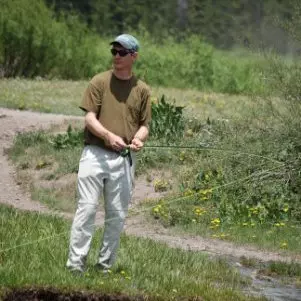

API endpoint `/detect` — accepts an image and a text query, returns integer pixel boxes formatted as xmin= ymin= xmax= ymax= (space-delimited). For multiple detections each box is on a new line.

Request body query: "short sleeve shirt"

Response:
xmin=80 ymin=70 xmax=151 ymax=146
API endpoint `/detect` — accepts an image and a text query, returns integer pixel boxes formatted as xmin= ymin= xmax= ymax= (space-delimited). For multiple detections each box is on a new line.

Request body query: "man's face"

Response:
xmin=111 ymin=45 xmax=137 ymax=70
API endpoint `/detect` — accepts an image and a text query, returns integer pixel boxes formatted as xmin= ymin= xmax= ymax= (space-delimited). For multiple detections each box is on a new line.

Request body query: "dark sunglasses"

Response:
xmin=111 ymin=48 xmax=132 ymax=57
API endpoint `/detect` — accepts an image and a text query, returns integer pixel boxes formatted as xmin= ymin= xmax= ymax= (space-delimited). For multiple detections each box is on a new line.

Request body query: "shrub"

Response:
xmin=0 ymin=0 xmax=102 ymax=78
xmin=149 ymin=95 xmax=185 ymax=142
xmin=49 ymin=125 xmax=84 ymax=149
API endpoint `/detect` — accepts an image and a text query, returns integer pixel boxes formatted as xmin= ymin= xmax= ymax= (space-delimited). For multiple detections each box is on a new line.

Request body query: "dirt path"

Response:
xmin=0 ymin=107 xmax=300 ymax=264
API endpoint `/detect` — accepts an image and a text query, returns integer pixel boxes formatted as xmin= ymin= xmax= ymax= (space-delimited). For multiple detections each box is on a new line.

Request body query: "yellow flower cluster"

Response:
xmin=183 ymin=188 xmax=194 ymax=197
xmin=182 ymin=188 xmax=212 ymax=201
xmin=153 ymin=178 xmax=170 ymax=192
xmin=120 ymin=270 xmax=131 ymax=280
xmin=179 ymin=151 xmax=186 ymax=161
xmin=200 ymin=188 xmax=213 ymax=195
xmin=198 ymin=188 xmax=213 ymax=201
xmin=194 ymin=207 xmax=207 ymax=216
xmin=152 ymin=203 xmax=168 ymax=219
xmin=247 ymin=205 xmax=265 ymax=218
xmin=274 ymin=222 xmax=286 ymax=227
xmin=248 ymin=207 xmax=259 ymax=215
xmin=210 ymin=218 xmax=221 ymax=229
xmin=153 ymin=204 xmax=163 ymax=213
xmin=280 ymin=242 xmax=288 ymax=248
xmin=211 ymin=233 xmax=230 ymax=239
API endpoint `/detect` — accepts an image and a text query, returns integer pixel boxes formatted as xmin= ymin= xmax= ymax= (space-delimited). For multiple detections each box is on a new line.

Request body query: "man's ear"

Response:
xmin=131 ymin=52 xmax=138 ymax=60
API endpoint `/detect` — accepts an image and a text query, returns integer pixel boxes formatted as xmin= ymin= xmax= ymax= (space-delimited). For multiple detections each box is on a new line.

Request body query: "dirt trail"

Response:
xmin=0 ymin=107 xmax=300 ymax=263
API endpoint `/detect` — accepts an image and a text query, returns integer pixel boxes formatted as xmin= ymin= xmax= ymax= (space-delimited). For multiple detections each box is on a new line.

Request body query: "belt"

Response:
xmin=120 ymin=147 xmax=132 ymax=166
xmin=84 ymin=142 xmax=132 ymax=166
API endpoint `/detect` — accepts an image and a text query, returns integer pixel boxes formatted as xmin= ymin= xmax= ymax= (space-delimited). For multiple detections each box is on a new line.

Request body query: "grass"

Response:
xmin=0 ymin=78 xmax=86 ymax=115
xmin=167 ymin=219 xmax=301 ymax=254
xmin=4 ymin=78 xmax=301 ymax=255
xmin=0 ymin=204 xmax=266 ymax=301
xmin=7 ymin=131 xmax=301 ymax=256
xmin=239 ymin=256 xmax=301 ymax=286
xmin=1 ymin=77 xmax=301 ymax=300
xmin=0 ymin=78 xmax=257 ymax=118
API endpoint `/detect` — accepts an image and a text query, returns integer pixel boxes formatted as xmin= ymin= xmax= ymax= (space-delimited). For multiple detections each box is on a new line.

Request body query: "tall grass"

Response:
xmin=0 ymin=205 xmax=265 ymax=301
xmin=0 ymin=0 xmax=269 ymax=94
xmin=6 ymin=91 xmax=301 ymax=254
xmin=135 ymin=34 xmax=267 ymax=94
xmin=0 ymin=0 xmax=106 ymax=79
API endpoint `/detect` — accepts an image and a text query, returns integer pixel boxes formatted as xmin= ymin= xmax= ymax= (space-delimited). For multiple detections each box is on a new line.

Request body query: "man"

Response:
xmin=66 ymin=34 xmax=151 ymax=273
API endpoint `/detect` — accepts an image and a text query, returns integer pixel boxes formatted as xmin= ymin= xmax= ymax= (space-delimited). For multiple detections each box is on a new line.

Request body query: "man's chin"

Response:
xmin=113 ymin=64 xmax=123 ymax=70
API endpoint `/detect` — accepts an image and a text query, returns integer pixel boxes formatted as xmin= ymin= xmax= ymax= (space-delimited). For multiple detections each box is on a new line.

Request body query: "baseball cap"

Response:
xmin=110 ymin=34 xmax=140 ymax=52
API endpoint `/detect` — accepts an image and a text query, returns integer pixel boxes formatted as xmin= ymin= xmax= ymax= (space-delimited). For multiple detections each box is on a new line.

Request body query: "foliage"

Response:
xmin=149 ymin=95 xmax=185 ymax=141
xmin=49 ymin=125 xmax=84 ymax=149
xmin=149 ymin=105 xmax=301 ymax=239
xmin=0 ymin=0 xmax=102 ymax=78
xmin=6 ymin=80 xmax=301 ymax=252
xmin=46 ymin=0 xmax=300 ymax=53
xmin=0 ymin=0 xmax=271 ymax=95
xmin=0 ymin=204 xmax=262 ymax=301
xmin=262 ymin=261 xmax=301 ymax=277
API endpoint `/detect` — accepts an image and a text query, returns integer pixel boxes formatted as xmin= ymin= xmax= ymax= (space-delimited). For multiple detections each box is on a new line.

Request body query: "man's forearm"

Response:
xmin=85 ymin=111 xmax=110 ymax=140
xmin=134 ymin=125 xmax=149 ymax=142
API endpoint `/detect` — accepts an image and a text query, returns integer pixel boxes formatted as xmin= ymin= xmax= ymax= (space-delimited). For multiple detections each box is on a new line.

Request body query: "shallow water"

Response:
xmin=231 ymin=259 xmax=301 ymax=301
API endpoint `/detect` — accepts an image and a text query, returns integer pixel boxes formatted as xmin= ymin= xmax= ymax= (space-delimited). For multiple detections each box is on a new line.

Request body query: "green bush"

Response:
xmin=0 ymin=1 xmax=270 ymax=94
xmin=149 ymin=95 xmax=185 ymax=141
xmin=0 ymin=0 xmax=102 ymax=78
xmin=49 ymin=125 xmax=84 ymax=149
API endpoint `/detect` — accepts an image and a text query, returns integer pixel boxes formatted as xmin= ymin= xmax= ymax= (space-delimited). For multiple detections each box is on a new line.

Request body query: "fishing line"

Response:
xmin=1 ymin=161 xmax=294 ymax=254
xmin=1 ymin=144 xmax=299 ymax=253
xmin=143 ymin=144 xmax=283 ymax=165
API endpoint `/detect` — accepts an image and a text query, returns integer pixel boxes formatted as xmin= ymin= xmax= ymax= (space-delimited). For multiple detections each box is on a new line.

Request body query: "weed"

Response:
xmin=49 ymin=125 xmax=84 ymax=150
xmin=150 ymin=95 xmax=185 ymax=141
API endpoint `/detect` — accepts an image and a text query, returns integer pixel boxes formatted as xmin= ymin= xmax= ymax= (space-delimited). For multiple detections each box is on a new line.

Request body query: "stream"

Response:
xmin=228 ymin=257 xmax=301 ymax=301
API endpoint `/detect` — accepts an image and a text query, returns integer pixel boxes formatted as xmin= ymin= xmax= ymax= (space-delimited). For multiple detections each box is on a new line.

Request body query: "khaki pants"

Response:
xmin=66 ymin=145 xmax=135 ymax=271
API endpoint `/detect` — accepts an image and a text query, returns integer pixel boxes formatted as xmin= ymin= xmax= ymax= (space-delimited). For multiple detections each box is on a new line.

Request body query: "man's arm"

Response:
xmin=129 ymin=85 xmax=151 ymax=152
xmin=85 ymin=111 xmax=127 ymax=151
xmin=130 ymin=125 xmax=149 ymax=151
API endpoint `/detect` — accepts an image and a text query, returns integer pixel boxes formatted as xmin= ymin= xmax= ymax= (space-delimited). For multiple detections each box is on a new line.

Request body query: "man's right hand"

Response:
xmin=105 ymin=132 xmax=127 ymax=152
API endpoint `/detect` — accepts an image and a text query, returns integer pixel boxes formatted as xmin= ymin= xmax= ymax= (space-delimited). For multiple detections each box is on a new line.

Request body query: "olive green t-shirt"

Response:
xmin=80 ymin=70 xmax=151 ymax=147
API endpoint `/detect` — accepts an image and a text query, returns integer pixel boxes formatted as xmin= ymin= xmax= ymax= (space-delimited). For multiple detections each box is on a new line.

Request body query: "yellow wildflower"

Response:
xmin=280 ymin=242 xmax=288 ymax=248
xmin=153 ymin=207 xmax=159 ymax=213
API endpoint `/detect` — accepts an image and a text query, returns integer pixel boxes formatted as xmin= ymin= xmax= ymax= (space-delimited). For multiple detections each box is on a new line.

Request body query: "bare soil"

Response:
xmin=2 ymin=288 xmax=147 ymax=301
xmin=3 ymin=288 xmax=203 ymax=301
xmin=1 ymin=107 xmax=300 ymax=265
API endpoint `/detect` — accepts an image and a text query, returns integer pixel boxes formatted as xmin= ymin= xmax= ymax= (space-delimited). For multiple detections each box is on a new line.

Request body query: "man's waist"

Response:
xmin=84 ymin=138 xmax=129 ymax=153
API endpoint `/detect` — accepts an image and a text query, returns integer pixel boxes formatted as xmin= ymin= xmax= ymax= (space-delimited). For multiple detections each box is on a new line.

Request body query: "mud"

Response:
xmin=3 ymin=288 xmax=203 ymax=301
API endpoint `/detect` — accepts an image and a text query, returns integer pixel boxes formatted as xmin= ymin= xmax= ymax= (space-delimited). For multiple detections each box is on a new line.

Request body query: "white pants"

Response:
xmin=66 ymin=145 xmax=135 ymax=271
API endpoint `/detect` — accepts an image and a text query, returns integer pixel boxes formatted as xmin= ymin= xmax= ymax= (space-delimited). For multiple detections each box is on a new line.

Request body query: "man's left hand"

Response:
xmin=129 ymin=137 xmax=144 ymax=151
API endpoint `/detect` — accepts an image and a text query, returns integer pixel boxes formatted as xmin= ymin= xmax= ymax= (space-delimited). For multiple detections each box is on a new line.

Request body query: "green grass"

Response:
xmin=168 ymin=220 xmax=301 ymax=254
xmin=0 ymin=78 xmax=256 ymax=117
xmin=0 ymin=204 xmax=266 ymax=301
xmin=259 ymin=261 xmax=301 ymax=278
xmin=4 ymin=78 xmax=301 ymax=255
xmin=1 ymin=0 xmax=269 ymax=94
xmin=0 ymin=79 xmax=86 ymax=115
xmin=7 ymin=125 xmax=301 ymax=256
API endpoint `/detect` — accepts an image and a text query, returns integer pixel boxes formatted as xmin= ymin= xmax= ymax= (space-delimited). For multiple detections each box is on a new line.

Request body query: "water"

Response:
xmin=230 ymin=259 xmax=301 ymax=301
